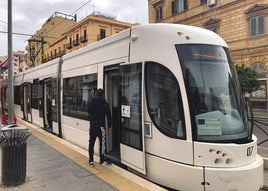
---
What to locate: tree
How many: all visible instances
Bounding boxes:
[235,64,261,93]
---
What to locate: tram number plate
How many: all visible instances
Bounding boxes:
[247,146,253,156]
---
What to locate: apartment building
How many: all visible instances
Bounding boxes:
[26,12,77,68]
[0,51,27,79]
[43,12,135,63]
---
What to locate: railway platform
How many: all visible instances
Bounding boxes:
[0,118,267,191]
[0,119,166,191]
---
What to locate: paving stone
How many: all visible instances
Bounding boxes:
[0,135,117,191]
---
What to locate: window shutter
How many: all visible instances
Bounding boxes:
[172,1,177,15]
[184,0,188,10]
[258,15,265,35]
[178,0,181,12]
[250,17,257,37]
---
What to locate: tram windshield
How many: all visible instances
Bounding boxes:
[176,44,249,143]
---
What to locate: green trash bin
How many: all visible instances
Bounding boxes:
[0,124,31,186]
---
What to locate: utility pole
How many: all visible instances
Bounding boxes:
[8,0,14,124]
[28,38,46,66]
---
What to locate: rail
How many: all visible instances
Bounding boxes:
[248,116,268,146]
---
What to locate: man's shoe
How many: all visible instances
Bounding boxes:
[99,161,111,166]
[88,161,94,167]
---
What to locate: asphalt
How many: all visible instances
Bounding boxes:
[254,111,268,191]
[0,117,267,191]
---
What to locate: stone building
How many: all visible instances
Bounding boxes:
[43,12,135,63]
[26,12,77,68]
[148,0,268,110]
[0,51,27,79]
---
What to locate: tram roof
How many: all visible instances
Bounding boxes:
[131,23,228,47]
[63,23,228,60]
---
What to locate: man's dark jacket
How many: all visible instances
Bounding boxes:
[88,96,111,129]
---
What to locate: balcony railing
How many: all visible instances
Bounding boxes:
[66,42,72,49]
[73,39,79,46]
[80,35,88,43]
[43,50,66,63]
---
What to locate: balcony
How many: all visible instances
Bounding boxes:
[42,50,66,63]
[73,39,79,46]
[80,35,88,43]
[59,50,65,57]
[66,42,72,49]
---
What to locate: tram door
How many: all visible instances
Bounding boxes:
[104,63,146,174]
[43,80,53,131]
[104,65,121,161]
[1,87,7,110]
[23,83,32,122]
[119,63,146,174]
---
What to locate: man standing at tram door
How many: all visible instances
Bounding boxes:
[88,88,112,167]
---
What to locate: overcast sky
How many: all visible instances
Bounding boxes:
[0,0,148,56]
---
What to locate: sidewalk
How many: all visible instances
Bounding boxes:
[0,119,166,191]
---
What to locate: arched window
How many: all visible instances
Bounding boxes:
[251,62,267,78]
[251,63,267,100]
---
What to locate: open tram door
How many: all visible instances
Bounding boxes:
[104,65,121,162]
[120,62,146,174]
[105,63,146,174]
[23,83,32,122]
[43,79,53,132]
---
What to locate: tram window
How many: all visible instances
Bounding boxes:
[26,84,31,114]
[20,85,23,111]
[63,73,97,120]
[145,62,186,139]
[32,79,39,109]
[38,81,43,118]
[176,44,248,143]
[120,63,143,150]
[14,86,21,105]
[1,87,7,109]
[51,78,57,122]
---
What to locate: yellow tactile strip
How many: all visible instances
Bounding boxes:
[17,119,166,191]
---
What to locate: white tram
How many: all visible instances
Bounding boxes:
[10,24,263,190]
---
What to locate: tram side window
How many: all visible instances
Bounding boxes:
[145,62,186,139]
[63,73,97,120]
[38,81,43,118]
[26,84,31,114]
[120,63,142,150]
[52,78,57,122]
[20,85,23,111]
[1,87,7,109]
[14,86,21,105]
[32,79,39,109]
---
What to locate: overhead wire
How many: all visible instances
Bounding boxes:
[43,0,92,36]
[0,1,92,39]
[0,30,57,38]
[71,0,92,15]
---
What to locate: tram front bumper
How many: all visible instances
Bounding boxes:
[204,155,263,191]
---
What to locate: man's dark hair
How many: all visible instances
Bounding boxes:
[96,88,104,96]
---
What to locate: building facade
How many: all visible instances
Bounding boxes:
[148,0,268,110]
[26,12,77,68]
[0,51,27,79]
[43,12,135,63]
